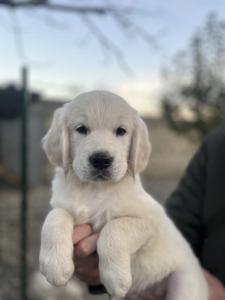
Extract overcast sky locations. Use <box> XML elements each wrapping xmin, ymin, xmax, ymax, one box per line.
<box><xmin>1</xmin><ymin>0</ymin><xmax>225</xmax><ymax>115</ymax></box>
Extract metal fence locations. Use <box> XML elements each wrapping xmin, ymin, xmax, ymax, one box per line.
<box><xmin>0</xmin><ymin>66</ymin><xmax>29</xmax><ymax>300</ymax></box>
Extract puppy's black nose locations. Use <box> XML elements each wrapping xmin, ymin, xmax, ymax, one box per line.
<box><xmin>89</xmin><ymin>152</ymin><xmax>113</xmax><ymax>170</ymax></box>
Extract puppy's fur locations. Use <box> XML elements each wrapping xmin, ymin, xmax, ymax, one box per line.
<box><xmin>39</xmin><ymin>91</ymin><xmax>208</xmax><ymax>300</ymax></box>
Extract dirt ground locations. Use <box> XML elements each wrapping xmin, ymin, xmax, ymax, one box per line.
<box><xmin>0</xmin><ymin>176</ymin><xmax>179</xmax><ymax>300</ymax></box>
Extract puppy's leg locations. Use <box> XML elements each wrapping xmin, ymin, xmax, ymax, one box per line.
<box><xmin>39</xmin><ymin>208</ymin><xmax>74</xmax><ymax>286</ymax></box>
<box><xmin>166</xmin><ymin>268</ymin><xmax>208</xmax><ymax>300</ymax></box>
<box><xmin>97</xmin><ymin>217</ymin><xmax>153</xmax><ymax>299</ymax></box>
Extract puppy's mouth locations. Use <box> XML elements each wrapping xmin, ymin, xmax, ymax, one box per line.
<box><xmin>90</xmin><ymin>170</ymin><xmax>112</xmax><ymax>181</ymax></box>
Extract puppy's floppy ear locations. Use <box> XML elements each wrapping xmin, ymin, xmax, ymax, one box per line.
<box><xmin>129</xmin><ymin>115</ymin><xmax>151</xmax><ymax>175</ymax></box>
<box><xmin>42</xmin><ymin>107</ymin><xmax>70</xmax><ymax>173</ymax></box>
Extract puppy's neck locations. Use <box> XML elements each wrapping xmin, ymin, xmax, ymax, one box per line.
<box><xmin>66</xmin><ymin>170</ymin><xmax>141</xmax><ymax>193</ymax></box>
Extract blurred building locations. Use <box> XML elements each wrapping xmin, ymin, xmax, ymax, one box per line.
<box><xmin>0</xmin><ymin>85</ymin><xmax>63</xmax><ymax>187</ymax></box>
<box><xmin>144</xmin><ymin>118</ymin><xmax>198</xmax><ymax>179</ymax></box>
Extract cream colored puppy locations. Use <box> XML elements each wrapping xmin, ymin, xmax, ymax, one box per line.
<box><xmin>39</xmin><ymin>91</ymin><xmax>208</xmax><ymax>300</ymax></box>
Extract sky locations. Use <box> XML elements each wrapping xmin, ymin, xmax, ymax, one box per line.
<box><xmin>1</xmin><ymin>0</ymin><xmax>225</xmax><ymax>115</ymax></box>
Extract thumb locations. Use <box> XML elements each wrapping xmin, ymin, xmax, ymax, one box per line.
<box><xmin>143</xmin><ymin>296</ymin><xmax>163</xmax><ymax>300</ymax></box>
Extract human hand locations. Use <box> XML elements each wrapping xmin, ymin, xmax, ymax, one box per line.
<box><xmin>204</xmin><ymin>269</ymin><xmax>225</xmax><ymax>300</ymax></box>
<box><xmin>140</xmin><ymin>295</ymin><xmax>164</xmax><ymax>300</ymax></box>
<box><xmin>73</xmin><ymin>226</ymin><xmax>225</xmax><ymax>300</ymax></box>
<box><xmin>73</xmin><ymin>224</ymin><xmax>100</xmax><ymax>286</ymax></box>
<box><xmin>73</xmin><ymin>225</ymin><xmax>164</xmax><ymax>296</ymax></box>
<box><xmin>125</xmin><ymin>290</ymin><xmax>164</xmax><ymax>300</ymax></box>
<box><xmin>126</xmin><ymin>294</ymin><xmax>163</xmax><ymax>300</ymax></box>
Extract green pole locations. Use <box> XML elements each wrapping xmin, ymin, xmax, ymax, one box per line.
<box><xmin>20</xmin><ymin>66</ymin><xmax>29</xmax><ymax>300</ymax></box>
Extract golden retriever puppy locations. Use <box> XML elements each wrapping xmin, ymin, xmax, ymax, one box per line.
<box><xmin>39</xmin><ymin>91</ymin><xmax>208</xmax><ymax>300</ymax></box>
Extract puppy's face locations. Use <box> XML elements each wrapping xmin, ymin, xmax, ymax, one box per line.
<box><xmin>70</xmin><ymin>112</ymin><xmax>131</xmax><ymax>182</ymax></box>
<box><xmin>43</xmin><ymin>91</ymin><xmax>151</xmax><ymax>183</ymax></box>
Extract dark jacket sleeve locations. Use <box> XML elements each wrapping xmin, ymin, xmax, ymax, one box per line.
<box><xmin>165</xmin><ymin>140</ymin><xmax>207</xmax><ymax>257</ymax></box>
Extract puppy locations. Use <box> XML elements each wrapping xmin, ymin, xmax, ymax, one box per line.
<box><xmin>39</xmin><ymin>91</ymin><xmax>208</xmax><ymax>300</ymax></box>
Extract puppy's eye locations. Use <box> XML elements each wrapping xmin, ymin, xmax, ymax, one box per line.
<box><xmin>116</xmin><ymin>127</ymin><xmax>127</xmax><ymax>136</ymax></box>
<box><xmin>76</xmin><ymin>125</ymin><xmax>88</xmax><ymax>135</ymax></box>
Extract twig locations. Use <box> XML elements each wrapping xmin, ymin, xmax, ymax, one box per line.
<box><xmin>0</xmin><ymin>0</ymin><xmax>112</xmax><ymax>15</ymax></box>
<box><xmin>111</xmin><ymin>9</ymin><xmax>159</xmax><ymax>50</ymax></box>
<box><xmin>81</xmin><ymin>14</ymin><xmax>133</xmax><ymax>75</ymax></box>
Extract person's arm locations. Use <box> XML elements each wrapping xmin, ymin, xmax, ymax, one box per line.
<box><xmin>165</xmin><ymin>135</ymin><xmax>225</xmax><ymax>300</ymax></box>
<box><xmin>165</xmin><ymin>141</ymin><xmax>208</xmax><ymax>257</ymax></box>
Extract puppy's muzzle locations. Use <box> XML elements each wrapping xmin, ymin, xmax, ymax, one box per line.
<box><xmin>89</xmin><ymin>151</ymin><xmax>114</xmax><ymax>170</ymax></box>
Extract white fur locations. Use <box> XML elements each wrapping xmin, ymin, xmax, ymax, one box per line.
<box><xmin>39</xmin><ymin>91</ymin><xmax>208</xmax><ymax>300</ymax></box>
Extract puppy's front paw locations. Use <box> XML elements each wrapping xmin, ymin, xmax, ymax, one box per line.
<box><xmin>39</xmin><ymin>246</ymin><xmax>74</xmax><ymax>286</ymax></box>
<box><xmin>99</xmin><ymin>267</ymin><xmax>132</xmax><ymax>298</ymax></box>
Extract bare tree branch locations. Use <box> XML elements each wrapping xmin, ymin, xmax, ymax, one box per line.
<box><xmin>0</xmin><ymin>0</ymin><xmax>159</xmax><ymax>74</ymax></box>
<box><xmin>110</xmin><ymin>9</ymin><xmax>159</xmax><ymax>50</ymax></box>
<box><xmin>81</xmin><ymin>14</ymin><xmax>133</xmax><ymax>76</ymax></box>
<box><xmin>0</xmin><ymin>0</ymin><xmax>114</xmax><ymax>15</ymax></box>
<box><xmin>0</xmin><ymin>0</ymin><xmax>157</xmax><ymax>17</ymax></box>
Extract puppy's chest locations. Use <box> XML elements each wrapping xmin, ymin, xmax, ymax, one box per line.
<box><xmin>58</xmin><ymin>190</ymin><xmax>115</xmax><ymax>231</ymax></box>
<box><xmin>71</xmin><ymin>203</ymin><xmax>109</xmax><ymax>230</ymax></box>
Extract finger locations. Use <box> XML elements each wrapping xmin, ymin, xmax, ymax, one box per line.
<box><xmin>142</xmin><ymin>295</ymin><xmax>164</xmax><ymax>300</ymax></box>
<box><xmin>143</xmin><ymin>297</ymin><xmax>154</xmax><ymax>300</ymax></box>
<box><xmin>72</xmin><ymin>224</ymin><xmax>93</xmax><ymax>244</ymax></box>
<box><xmin>75</xmin><ymin>253</ymin><xmax>99</xmax><ymax>274</ymax></box>
<box><xmin>204</xmin><ymin>269</ymin><xmax>223</xmax><ymax>287</ymax></box>
<box><xmin>76</xmin><ymin>269</ymin><xmax>101</xmax><ymax>286</ymax></box>
<box><xmin>75</xmin><ymin>254</ymin><xmax>100</xmax><ymax>285</ymax></box>
<box><xmin>74</xmin><ymin>233</ymin><xmax>99</xmax><ymax>257</ymax></box>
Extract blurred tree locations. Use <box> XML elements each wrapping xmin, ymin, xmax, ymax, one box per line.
<box><xmin>161</xmin><ymin>13</ymin><xmax>225</xmax><ymax>141</ymax></box>
<box><xmin>0</xmin><ymin>0</ymin><xmax>159</xmax><ymax>75</ymax></box>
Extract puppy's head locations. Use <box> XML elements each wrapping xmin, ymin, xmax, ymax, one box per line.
<box><xmin>42</xmin><ymin>91</ymin><xmax>151</xmax><ymax>182</ymax></box>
